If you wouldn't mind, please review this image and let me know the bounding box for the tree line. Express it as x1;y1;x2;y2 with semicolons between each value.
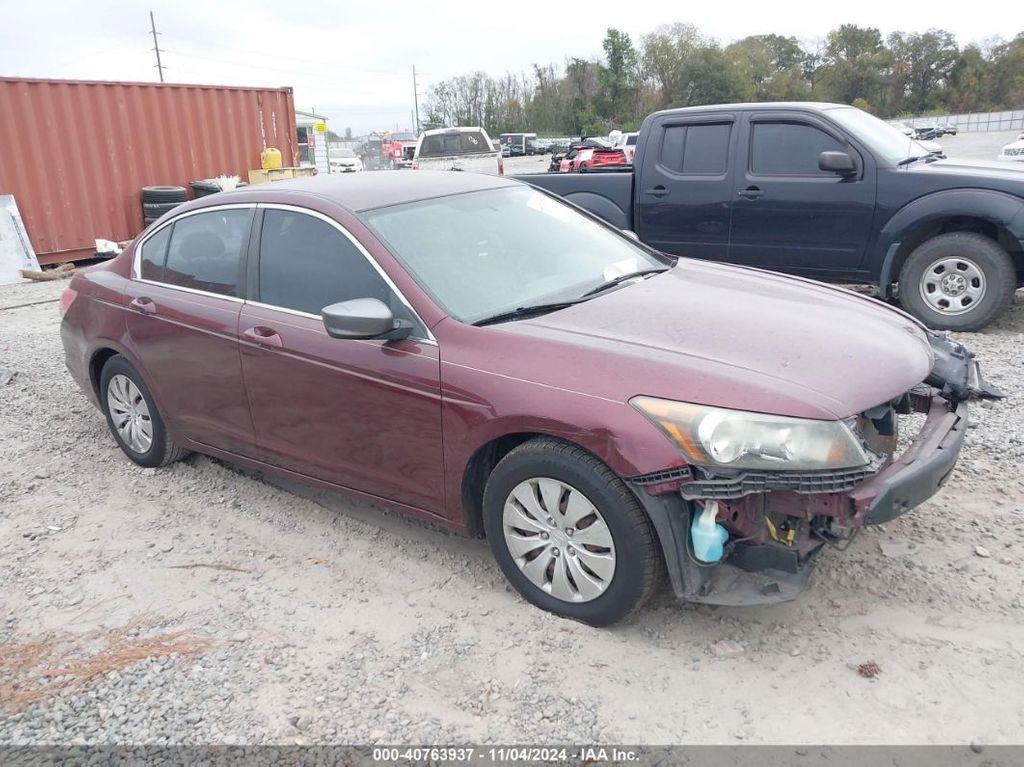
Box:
422;24;1024;136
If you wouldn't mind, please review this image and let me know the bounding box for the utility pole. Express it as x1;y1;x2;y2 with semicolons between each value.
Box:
150;11;165;83
412;65;420;134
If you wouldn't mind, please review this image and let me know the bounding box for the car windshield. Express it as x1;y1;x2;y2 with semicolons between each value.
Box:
338;148;356;157
826;106;928;165
361;186;667;324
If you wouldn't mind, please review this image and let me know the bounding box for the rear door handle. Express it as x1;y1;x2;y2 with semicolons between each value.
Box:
128;297;156;315
644;186;669;198
737;186;764;200
242;326;283;348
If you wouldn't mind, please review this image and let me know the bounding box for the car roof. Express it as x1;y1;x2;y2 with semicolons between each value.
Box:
212;170;517;212
648;101;849;119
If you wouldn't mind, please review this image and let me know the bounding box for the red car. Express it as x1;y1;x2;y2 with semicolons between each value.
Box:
60;171;992;625
558;146;628;173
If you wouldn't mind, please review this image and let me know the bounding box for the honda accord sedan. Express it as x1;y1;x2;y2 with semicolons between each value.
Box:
60;172;997;626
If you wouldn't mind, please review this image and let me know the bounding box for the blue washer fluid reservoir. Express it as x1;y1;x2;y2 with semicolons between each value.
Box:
691;500;729;564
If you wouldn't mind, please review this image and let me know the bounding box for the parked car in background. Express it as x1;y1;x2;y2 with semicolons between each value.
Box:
998;133;1024;162
413;127;503;174
500;132;538;157
556;139;618;172
60;172;995;626
940;123;958;135
527;138;550;155
520;102;1024;331
614;132;640;163
329;148;363;173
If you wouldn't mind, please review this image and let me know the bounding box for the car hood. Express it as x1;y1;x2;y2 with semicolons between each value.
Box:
907;157;1024;181
495;260;933;420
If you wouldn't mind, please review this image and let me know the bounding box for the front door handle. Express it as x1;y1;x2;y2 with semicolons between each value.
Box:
129;297;156;315
737;186;764;200
644;185;669;198
242;326;283;348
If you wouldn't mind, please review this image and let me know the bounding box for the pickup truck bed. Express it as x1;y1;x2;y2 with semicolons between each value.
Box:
518;171;634;232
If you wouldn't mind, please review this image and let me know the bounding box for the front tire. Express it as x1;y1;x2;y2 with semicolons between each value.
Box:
482;438;661;626
898;232;1016;331
100;355;189;468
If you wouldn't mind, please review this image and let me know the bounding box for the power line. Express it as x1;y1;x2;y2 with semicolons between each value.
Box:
149;11;165;83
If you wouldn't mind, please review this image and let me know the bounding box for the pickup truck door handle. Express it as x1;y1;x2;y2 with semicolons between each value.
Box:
242;326;284;348
128;297;156;315
644;185;669;198
738;186;765;200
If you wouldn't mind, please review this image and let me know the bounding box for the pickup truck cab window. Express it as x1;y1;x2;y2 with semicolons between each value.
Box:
750;122;845;176
660;123;731;175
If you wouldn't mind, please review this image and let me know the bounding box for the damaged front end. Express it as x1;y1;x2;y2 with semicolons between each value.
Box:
628;333;1001;607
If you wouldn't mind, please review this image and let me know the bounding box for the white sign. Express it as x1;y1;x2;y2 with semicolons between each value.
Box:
0;195;40;285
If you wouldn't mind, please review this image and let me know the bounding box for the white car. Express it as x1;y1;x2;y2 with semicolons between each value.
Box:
998;132;1024;162
330;148;363;173
613;132;640;163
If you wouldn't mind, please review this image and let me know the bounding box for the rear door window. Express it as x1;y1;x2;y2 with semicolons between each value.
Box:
750;122;845;176
162;209;252;296
419;131;492;157
659;123;731;175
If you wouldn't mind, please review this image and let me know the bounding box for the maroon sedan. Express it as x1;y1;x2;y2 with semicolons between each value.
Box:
60;172;996;625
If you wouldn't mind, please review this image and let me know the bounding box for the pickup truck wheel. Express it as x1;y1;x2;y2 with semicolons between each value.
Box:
898;233;1016;331
482;438;661;626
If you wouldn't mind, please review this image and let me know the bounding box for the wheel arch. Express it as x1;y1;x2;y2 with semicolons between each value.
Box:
877;190;1024;297
459;430;657;540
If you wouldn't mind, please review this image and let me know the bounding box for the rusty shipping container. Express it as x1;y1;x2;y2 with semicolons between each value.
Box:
0;77;298;264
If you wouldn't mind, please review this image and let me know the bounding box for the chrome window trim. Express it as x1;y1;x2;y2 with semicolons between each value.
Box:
242;299;439;348
255;203;436;343
133;277;245;304
132;202;258;282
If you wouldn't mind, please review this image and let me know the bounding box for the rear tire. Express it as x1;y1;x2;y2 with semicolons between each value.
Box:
99;355;189;468
482;438;662;626
898;232;1016;331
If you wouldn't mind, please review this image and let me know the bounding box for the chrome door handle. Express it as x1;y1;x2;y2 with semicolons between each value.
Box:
737;186;764;200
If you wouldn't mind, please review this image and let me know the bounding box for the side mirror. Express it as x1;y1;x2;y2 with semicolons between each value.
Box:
321;298;413;341
818;150;857;176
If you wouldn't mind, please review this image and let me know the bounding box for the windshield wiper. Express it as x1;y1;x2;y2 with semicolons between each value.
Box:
473;300;584;327
581;268;668;297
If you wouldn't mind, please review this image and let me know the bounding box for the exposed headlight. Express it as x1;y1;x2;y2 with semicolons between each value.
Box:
630;396;871;472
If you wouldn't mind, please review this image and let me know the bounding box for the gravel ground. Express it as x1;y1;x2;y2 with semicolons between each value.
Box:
1;273;1023;747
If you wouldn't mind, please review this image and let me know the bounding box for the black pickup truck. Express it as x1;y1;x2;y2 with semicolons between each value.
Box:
520;102;1024;331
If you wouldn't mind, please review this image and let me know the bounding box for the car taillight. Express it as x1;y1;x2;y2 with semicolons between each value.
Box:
498;157;504;175
59;287;78;316
411;162;418;170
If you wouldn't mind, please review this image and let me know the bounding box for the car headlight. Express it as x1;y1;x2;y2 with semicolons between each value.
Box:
630;396;871;472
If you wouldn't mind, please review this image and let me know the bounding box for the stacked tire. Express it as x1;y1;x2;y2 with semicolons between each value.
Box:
141;186;188;226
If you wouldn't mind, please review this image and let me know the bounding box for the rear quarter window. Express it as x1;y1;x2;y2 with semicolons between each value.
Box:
138;225;172;281
419;131;492;157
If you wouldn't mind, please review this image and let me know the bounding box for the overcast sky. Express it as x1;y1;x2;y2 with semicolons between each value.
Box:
0;1;1011;134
